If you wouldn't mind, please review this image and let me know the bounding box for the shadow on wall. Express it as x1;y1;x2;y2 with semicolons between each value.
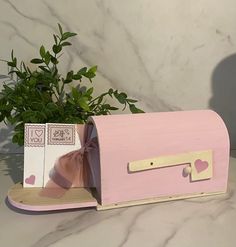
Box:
0;125;23;183
0;124;23;154
1;154;23;183
210;53;236;155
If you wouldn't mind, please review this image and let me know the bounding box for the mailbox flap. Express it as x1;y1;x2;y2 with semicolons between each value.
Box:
128;150;213;182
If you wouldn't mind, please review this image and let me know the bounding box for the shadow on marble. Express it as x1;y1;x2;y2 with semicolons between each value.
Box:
210;53;236;154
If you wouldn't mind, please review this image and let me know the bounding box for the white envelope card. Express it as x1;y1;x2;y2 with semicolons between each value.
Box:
24;124;45;187
43;123;81;187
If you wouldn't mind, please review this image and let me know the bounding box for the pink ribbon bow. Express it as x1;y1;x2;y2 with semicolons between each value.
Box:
40;124;98;198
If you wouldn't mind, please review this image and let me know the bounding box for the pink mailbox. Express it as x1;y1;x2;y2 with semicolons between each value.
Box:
7;110;230;211
88;109;230;209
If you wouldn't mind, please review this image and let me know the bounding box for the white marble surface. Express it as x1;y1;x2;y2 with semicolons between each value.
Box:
0;152;236;247
1;0;236;152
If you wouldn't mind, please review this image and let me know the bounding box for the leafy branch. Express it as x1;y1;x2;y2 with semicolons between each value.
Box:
0;23;144;146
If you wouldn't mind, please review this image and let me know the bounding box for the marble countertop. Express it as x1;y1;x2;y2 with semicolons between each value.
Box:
1;153;236;247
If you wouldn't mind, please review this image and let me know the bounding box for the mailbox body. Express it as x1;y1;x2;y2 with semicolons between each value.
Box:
90;110;230;207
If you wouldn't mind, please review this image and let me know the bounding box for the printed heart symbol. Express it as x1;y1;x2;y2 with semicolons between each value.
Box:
35;130;43;137
25;175;36;185
194;159;209;173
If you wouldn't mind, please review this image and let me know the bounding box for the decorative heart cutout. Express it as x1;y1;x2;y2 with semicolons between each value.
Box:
194;159;209;173
25;175;36;185
35;130;43;137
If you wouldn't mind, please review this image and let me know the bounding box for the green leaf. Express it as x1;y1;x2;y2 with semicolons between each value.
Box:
44;52;51;65
53;34;58;45
14;122;24;131
52;66;58;77
18;137;24;146
39;111;47;120
71;87;79;100
58;23;63;36
1;103;13;112
119;92;127;98
61;32;77;41
97;96;103;105
11;50;14;61
26;66;32;74
84;71;96;79
8;70;17;75
39;66;51;73
53;44;62;54
78;67;87;74
14;130;24;146
51;56;58;65
28;78;36;86
108;88;114;96
66;70;74;81
47;102;59;112
61;42;71;46
126;98;138;103
102;104;118;111
109;106;119;110
21;110;35;121
86;87;93;96
22;62;27;72
43;107;53;117
31;101;43;110
88;66;97;74
102;104;110;109
78;98;90;111
40;45;46;58
72;73;82;80
15;71;26;79
68;98;75;105
7;61;16;67
30;114;38;122
12;133;19;144
115;92;127;104
83;66;97;80
129;104;144;113
13;57;17;66
31;58;43;64
3;84;13;93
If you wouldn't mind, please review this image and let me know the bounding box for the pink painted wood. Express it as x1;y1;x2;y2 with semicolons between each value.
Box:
90;110;230;206
7;195;97;211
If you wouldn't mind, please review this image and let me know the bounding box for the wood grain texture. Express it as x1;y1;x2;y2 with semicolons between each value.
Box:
8;183;97;211
97;190;226;210
90;110;230;206
128;149;213;182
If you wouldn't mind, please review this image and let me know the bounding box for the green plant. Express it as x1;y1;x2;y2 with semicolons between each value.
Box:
0;24;144;146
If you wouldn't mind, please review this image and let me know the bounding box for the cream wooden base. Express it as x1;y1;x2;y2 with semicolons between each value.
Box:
97;191;226;211
7;183;97;211
7;183;226;212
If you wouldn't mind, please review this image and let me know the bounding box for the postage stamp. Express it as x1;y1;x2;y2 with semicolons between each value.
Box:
24;124;45;147
47;124;75;145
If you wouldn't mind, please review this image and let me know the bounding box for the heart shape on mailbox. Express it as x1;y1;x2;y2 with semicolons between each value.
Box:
25;175;36;185
194;159;209;173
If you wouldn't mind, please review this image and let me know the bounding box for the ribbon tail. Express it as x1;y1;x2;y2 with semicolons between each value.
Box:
40;149;85;198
